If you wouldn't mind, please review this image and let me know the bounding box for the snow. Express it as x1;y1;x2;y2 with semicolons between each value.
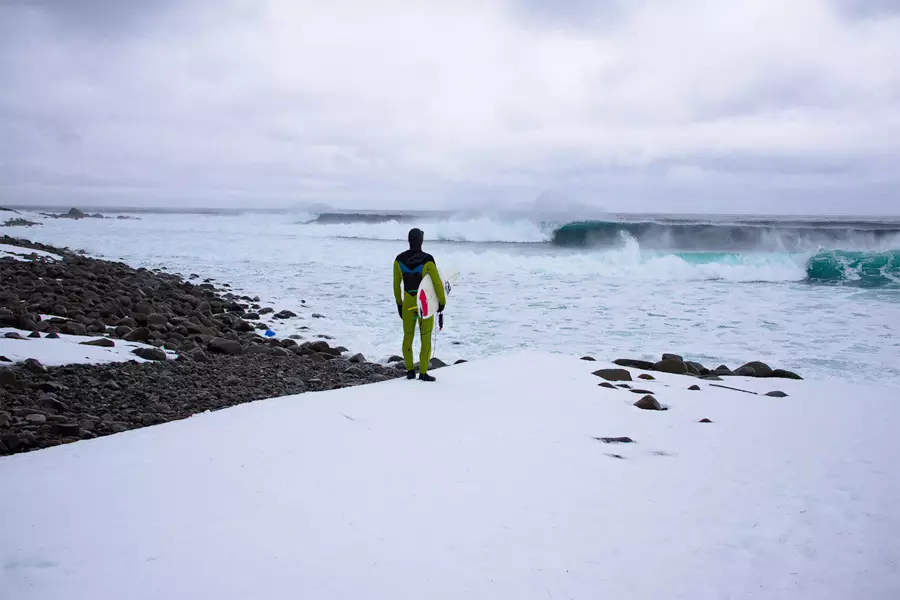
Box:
0;328;176;366
0;244;61;262
1;352;899;599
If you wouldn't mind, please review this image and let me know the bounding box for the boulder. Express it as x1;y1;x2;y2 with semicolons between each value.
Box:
764;390;789;398
269;347;290;357
592;368;632;382
62;322;88;336
46;332;60;339
454;359;468;365
0;370;18;387
613;358;655;370
348;353;366;364
388;355;403;363
652;359;688;375
274;310;297;319
580;356;596;361
637;374;655;380
686;361;709;375
688;385;701;391
27;331;41;339
132;347;167;361
738;361;773;378
733;366;756;377
633;395;663;411
146;313;168;326
430;358;448;369
661;353;683;362
207;337;243;355
3;332;24;340
22;358;46;373
80;338;115;347
39;393;69;411
713;365;733;375
25;413;48;424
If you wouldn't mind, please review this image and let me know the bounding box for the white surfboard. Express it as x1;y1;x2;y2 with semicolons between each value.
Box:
416;269;457;319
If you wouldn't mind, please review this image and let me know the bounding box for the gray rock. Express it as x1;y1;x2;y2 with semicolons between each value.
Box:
348;353;366;364
269;347;289;357
3;331;24;340
62;322;88;336
80;338;115;347
45;332;60;339
274;310;297;319
124;327;151;342
147;313;168;326
245;345;271;355
733;366;756;377
592;368;633;382
700;374;723;381
0;355;10;362
699;418;713;423
688;385;701;391
429;358;448;369
52;422;80;436
454;359;468;365
580;356;596;361
207;337;243;355
132;347;167;361
662;353;683;362
25;413;48;424
39;393;69;411
596;436;634;443
28;331;42;339
598;382;617;389
738;361;773;377
637;373;655;380
388;355;403;363
344;366;366;378
652;359;688;375
633;395;663;411
312;313;325;319
771;369;803;380
308;340;331;353
0;370;18;387
713;365;733;375
764;390;789;397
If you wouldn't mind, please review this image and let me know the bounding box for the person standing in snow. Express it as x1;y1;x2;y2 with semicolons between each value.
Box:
393;228;446;381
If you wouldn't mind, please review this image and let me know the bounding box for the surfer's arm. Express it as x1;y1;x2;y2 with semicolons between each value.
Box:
424;261;447;305
392;260;403;305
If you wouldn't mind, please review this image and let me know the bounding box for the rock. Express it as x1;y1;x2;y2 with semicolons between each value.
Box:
580;356;596;361
662;353;683;362
688;385;701;391
207;337;243;355
613;358;655;370
132;347;167;361
598;382;617;389
28;331;42;339
3;332;24;340
616;383;632;389
684;362;701;376
124;327;151;342
46;332;60;339
147;313;168;326
274;310;297;319
0;370;17;387
25;413;48;424
62;321;88;336
388;355;403;363
348;353;366;364
454;359;468;365
245;345;270;355
700;374;723;381
308;340;331;353
686;361;709;375
344;366;366;378
312;313;325;319
771;369;803;380
189;349;210;362
429;357;448;369
637;374;655;380
738;361;773;378
592;368;632;382
699;418;713;423
652;359;688;375
633;395;663;411
733;366;756;377
244;312;260;320
259;307;274;315
764;390;789;397
22;358;45;373
80;338;115;347
39;393;69;411
596;436;634;443
268;347;289;357
713;365;733;375
0;355;10;362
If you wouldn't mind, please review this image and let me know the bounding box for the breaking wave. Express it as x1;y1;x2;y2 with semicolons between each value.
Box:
806;250;900;287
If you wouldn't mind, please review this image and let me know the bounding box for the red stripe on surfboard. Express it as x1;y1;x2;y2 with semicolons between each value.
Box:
419;289;429;317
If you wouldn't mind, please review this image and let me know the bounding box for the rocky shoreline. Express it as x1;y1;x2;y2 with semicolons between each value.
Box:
0;235;404;456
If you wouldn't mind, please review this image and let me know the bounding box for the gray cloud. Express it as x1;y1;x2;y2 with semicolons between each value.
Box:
1;0;899;214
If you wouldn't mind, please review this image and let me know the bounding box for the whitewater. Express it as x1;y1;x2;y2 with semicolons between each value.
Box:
4;210;899;386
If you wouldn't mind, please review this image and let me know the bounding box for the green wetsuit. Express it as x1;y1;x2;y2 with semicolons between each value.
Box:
393;248;446;374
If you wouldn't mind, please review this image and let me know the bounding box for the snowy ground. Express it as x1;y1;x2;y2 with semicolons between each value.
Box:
0;328;177;365
1;352;897;599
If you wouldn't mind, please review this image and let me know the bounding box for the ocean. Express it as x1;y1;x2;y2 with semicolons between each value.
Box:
5;209;900;387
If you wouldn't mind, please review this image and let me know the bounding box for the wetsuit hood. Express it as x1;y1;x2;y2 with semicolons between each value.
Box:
408;228;424;250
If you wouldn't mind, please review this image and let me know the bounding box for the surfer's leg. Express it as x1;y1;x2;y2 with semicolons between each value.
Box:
418;315;434;374
401;295;417;370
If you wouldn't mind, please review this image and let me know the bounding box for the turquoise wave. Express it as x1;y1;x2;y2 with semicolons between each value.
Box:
806;250;900;287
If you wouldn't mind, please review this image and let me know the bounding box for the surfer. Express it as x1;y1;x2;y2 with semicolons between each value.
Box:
393;228;446;381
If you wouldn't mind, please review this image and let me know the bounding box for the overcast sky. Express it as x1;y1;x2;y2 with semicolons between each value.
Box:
1;0;898;214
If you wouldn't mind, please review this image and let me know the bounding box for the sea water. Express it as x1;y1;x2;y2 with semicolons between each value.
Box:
5;210;900;387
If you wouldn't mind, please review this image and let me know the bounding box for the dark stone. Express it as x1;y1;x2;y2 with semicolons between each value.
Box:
637;374;655;380
685;362;701;376
80;338;115;347
124;327;151;342
28;331;42;339
207;337;243;355
244;312;260;320
268;347;289;357
39;393;69;411
25;413;48;424
688;385;701;391
738;361;773;378
713;365;733;375
592;368;632;382
771;369;803;380
52;422;80;436
628;389;655;394
147;313;168;326
344;366;366;378
62;322;88;336
598;382;617;389
46;332;60;339
686;361;709;375
595;437;634;443
132;347;167;361
652;359;688;375
0;355;10;362
764;390;789;397
616;383;632;388
580;356;596;361
312;313;325;319
733;366;756;377
388;355;403;363
348;353;366;363
3;332;24;340
308;340;331;353
0;370;17;387
633;395;663;411
454;359;468;365
699;418;713;423
274;310;297;319
613;358;655;370
429;358;448;369
114;326;132;337
661;353;683;362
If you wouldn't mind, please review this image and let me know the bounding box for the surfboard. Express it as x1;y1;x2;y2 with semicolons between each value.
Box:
416;270;457;320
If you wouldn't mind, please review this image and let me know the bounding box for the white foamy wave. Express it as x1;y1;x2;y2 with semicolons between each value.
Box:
297;217;553;244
